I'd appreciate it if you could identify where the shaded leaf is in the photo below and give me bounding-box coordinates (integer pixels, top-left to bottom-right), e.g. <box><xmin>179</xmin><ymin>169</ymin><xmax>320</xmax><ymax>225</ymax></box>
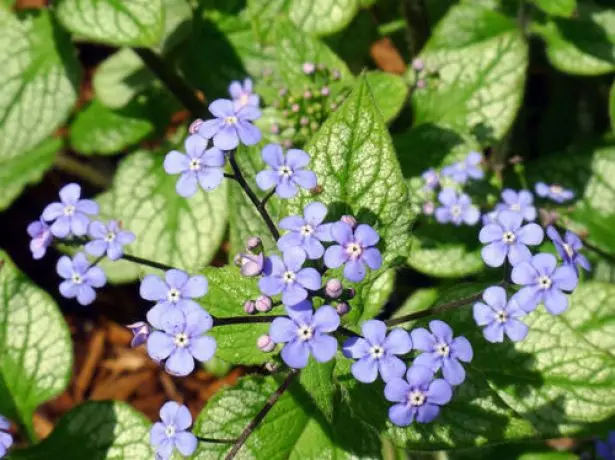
<box><xmin>289</xmin><ymin>0</ymin><xmax>360</xmax><ymax>37</ymax></box>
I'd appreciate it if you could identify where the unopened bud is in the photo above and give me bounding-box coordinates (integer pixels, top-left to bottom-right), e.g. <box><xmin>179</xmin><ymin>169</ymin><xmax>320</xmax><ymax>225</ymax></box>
<box><xmin>265</xmin><ymin>361</ymin><xmax>279</xmax><ymax>373</ymax></box>
<box><xmin>330</xmin><ymin>103</ymin><xmax>338</xmax><ymax>111</ymax></box>
<box><xmin>346</xmin><ymin>287</ymin><xmax>356</xmax><ymax>299</ymax></box>
<box><xmin>340</xmin><ymin>215</ymin><xmax>357</xmax><ymax>229</ymax></box>
<box><xmin>332</xmin><ymin>69</ymin><xmax>341</xmax><ymax>80</ymax></box>
<box><xmin>300</xmin><ymin>116</ymin><xmax>309</xmax><ymax>126</ymax></box>
<box><xmin>127</xmin><ymin>322</ymin><xmax>151</xmax><ymax>348</ymax></box>
<box><xmin>271</xmin><ymin>124</ymin><xmax>280</xmax><ymax>134</ymax></box>
<box><xmin>283</xmin><ymin>139</ymin><xmax>293</xmax><ymax>148</ymax></box>
<box><xmin>317</xmin><ymin>63</ymin><xmax>326</xmax><ymax>71</ymax></box>
<box><xmin>412</xmin><ymin>58</ymin><xmax>425</xmax><ymax>72</ymax></box>
<box><xmin>310</xmin><ymin>121</ymin><xmax>319</xmax><ymax>131</ymax></box>
<box><xmin>279</xmin><ymin>87</ymin><xmax>288</xmax><ymax>97</ymax></box>
<box><xmin>320</xmin><ymin>86</ymin><xmax>330</xmax><ymax>96</ymax></box>
<box><xmin>257</xmin><ymin>334</ymin><xmax>275</xmax><ymax>352</ymax></box>
<box><xmin>302</xmin><ymin>62</ymin><xmax>315</xmax><ymax>75</ymax></box>
<box><xmin>237</xmin><ymin>252</ymin><xmax>265</xmax><ymax>277</ymax></box>
<box><xmin>336</xmin><ymin>302</ymin><xmax>350</xmax><ymax>316</ymax></box>
<box><xmin>244</xmin><ymin>300</ymin><xmax>256</xmax><ymax>314</ymax></box>
<box><xmin>325</xmin><ymin>278</ymin><xmax>343</xmax><ymax>299</ymax></box>
<box><xmin>282</xmin><ymin>110</ymin><xmax>290</xmax><ymax>117</ymax></box>
<box><xmin>423</xmin><ymin>201</ymin><xmax>435</xmax><ymax>216</ymax></box>
<box><xmin>291</xmin><ymin>103</ymin><xmax>300</xmax><ymax>113</ymax></box>
<box><xmin>255</xmin><ymin>295</ymin><xmax>273</xmax><ymax>313</ymax></box>
<box><xmin>303</xmin><ymin>90</ymin><xmax>312</xmax><ymax>99</ymax></box>
<box><xmin>189</xmin><ymin>118</ymin><xmax>203</xmax><ymax>135</ymax></box>
<box><xmin>246</xmin><ymin>236</ymin><xmax>262</xmax><ymax>253</ymax></box>
<box><xmin>416</xmin><ymin>79</ymin><xmax>426</xmax><ymax>89</ymax></box>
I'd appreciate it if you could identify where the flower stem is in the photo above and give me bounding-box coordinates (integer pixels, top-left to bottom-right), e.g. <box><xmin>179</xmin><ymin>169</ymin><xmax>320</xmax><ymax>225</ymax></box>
<box><xmin>227</xmin><ymin>149</ymin><xmax>280</xmax><ymax>240</ymax></box>
<box><xmin>213</xmin><ymin>315</ymin><xmax>282</xmax><ymax>326</ymax></box>
<box><xmin>120</xmin><ymin>254</ymin><xmax>178</xmax><ymax>272</ymax></box>
<box><xmin>196</xmin><ymin>436</ymin><xmax>237</xmax><ymax>444</ymax></box>
<box><xmin>224</xmin><ymin>370</ymin><xmax>299</xmax><ymax>460</ymax></box>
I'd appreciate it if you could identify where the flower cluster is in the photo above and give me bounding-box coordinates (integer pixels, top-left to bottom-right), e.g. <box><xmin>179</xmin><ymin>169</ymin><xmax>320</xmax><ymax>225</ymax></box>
<box><xmin>28</xmin><ymin>183</ymin><xmax>136</xmax><ymax>306</ymax></box>
<box><xmin>0</xmin><ymin>416</ymin><xmax>13</xmax><ymax>459</ymax></box>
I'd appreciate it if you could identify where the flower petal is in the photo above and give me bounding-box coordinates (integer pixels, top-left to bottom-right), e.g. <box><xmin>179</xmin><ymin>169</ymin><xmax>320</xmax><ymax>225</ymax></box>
<box><xmin>342</xmin><ymin>337</ymin><xmax>370</xmax><ymax>359</ymax></box>
<box><xmin>543</xmin><ymin>288</ymin><xmax>568</xmax><ymax>315</ymax></box>
<box><xmin>189</xmin><ymin>335</ymin><xmax>217</xmax><ymax>362</ymax></box>
<box><xmin>442</xmin><ymin>357</ymin><xmax>466</xmax><ymax>385</ymax></box>
<box><xmin>270</xmin><ymin>317</ymin><xmax>298</xmax><ymax>343</ymax></box>
<box><xmin>479</xmin><ymin>224</ymin><xmax>503</xmax><ymax>243</ymax></box>
<box><xmin>504</xmin><ymin>319</ymin><xmax>528</xmax><ymax>342</ymax></box>
<box><xmin>354</xmin><ymin>224</ymin><xmax>379</xmax><ymax>246</ymax></box>
<box><xmin>255</xmin><ymin>170</ymin><xmax>280</xmax><ymax>191</ymax></box>
<box><xmin>166</xmin><ymin>348</ymin><xmax>195</xmax><ymax>377</ymax></box>
<box><xmin>481</xmin><ymin>241</ymin><xmax>508</xmax><ymax>268</ymax></box>
<box><xmin>181</xmin><ymin>275</ymin><xmax>208</xmax><ymax>298</ymax></box>
<box><xmin>304</xmin><ymin>202</ymin><xmax>327</xmax><ymax>225</ymax></box>
<box><xmin>384</xmin><ymin>378</ymin><xmax>411</xmax><ymax>402</ymax></box>
<box><xmin>282</xmin><ymin>284</ymin><xmax>308</xmax><ymax>306</ymax></box>
<box><xmin>176</xmin><ymin>172</ymin><xmax>198</xmax><ymax>197</ymax></box>
<box><xmin>389</xmin><ymin>404</ymin><xmax>415</xmax><ymax>426</ymax></box>
<box><xmin>281</xmin><ymin>340</ymin><xmax>310</xmax><ymax>368</ymax></box>
<box><xmin>344</xmin><ymin>259</ymin><xmax>366</xmax><ymax>282</ymax></box>
<box><xmin>351</xmin><ymin>356</ymin><xmax>378</xmax><ymax>383</ymax></box>
<box><xmin>426</xmin><ymin>379</ymin><xmax>452</xmax><ymax>405</ymax></box>
<box><xmin>451</xmin><ymin>336</ymin><xmax>473</xmax><ymax>362</ymax></box>
<box><xmin>410</xmin><ymin>328</ymin><xmax>435</xmax><ymax>352</ymax></box>
<box><xmin>197</xmin><ymin>118</ymin><xmax>223</xmax><ymax>139</ymax></box>
<box><xmin>59</xmin><ymin>183</ymin><xmax>81</xmax><ymax>204</ymax></box>
<box><xmin>362</xmin><ymin>320</ymin><xmax>387</xmax><ymax>345</ymax></box>
<box><xmin>507</xmin><ymin>242</ymin><xmax>532</xmax><ymax>266</ymax></box>
<box><xmin>56</xmin><ymin>255</ymin><xmax>74</xmax><ymax>279</ymax></box>
<box><xmin>406</xmin><ymin>364</ymin><xmax>434</xmax><ymax>387</ymax></box>
<box><xmin>309</xmin><ymin>333</ymin><xmax>337</xmax><ymax>363</ymax></box>
<box><xmin>429</xmin><ymin>320</ymin><xmax>453</xmax><ymax>343</ymax></box>
<box><xmin>383</xmin><ymin>328</ymin><xmax>412</xmax><ymax>355</ymax></box>
<box><xmin>258</xmin><ymin>275</ymin><xmax>284</xmax><ymax>297</ymax></box>
<box><xmin>286</xmin><ymin>149</ymin><xmax>310</xmax><ymax>169</ymax></box>
<box><xmin>291</xmin><ymin>170</ymin><xmax>317</xmax><ymax>189</ymax></box>
<box><xmin>323</xmin><ymin>245</ymin><xmax>347</xmax><ymax>269</ymax></box>
<box><xmin>416</xmin><ymin>404</ymin><xmax>440</xmax><ymax>423</ymax></box>
<box><xmin>283</xmin><ymin>246</ymin><xmax>307</xmax><ymax>272</ymax></box>
<box><xmin>532</xmin><ymin>253</ymin><xmax>557</xmax><ymax>276</ymax></box>
<box><xmin>517</xmin><ymin>223</ymin><xmax>544</xmax><ymax>245</ymax></box>
<box><xmin>236</xmin><ymin>120</ymin><xmax>261</xmax><ymax>145</ymax></box>
<box><xmin>362</xmin><ymin>247</ymin><xmax>382</xmax><ymax>270</ymax></box>
<box><xmin>379</xmin><ymin>355</ymin><xmax>407</xmax><ymax>382</ymax></box>
<box><xmin>208</xmin><ymin>99</ymin><xmax>234</xmax><ymax>118</ymax></box>
<box><xmin>552</xmin><ymin>265</ymin><xmax>578</xmax><ymax>292</ymax></box>
<box><xmin>164</xmin><ymin>150</ymin><xmax>189</xmax><ymax>174</ymax></box>
<box><xmin>197</xmin><ymin>168</ymin><xmax>224</xmax><ymax>191</ymax></box>
<box><xmin>174</xmin><ymin>432</ymin><xmax>197</xmax><ymax>456</ymax></box>
<box><xmin>140</xmin><ymin>275</ymin><xmax>168</xmax><ymax>301</ymax></box>
<box><xmin>261</xmin><ymin>144</ymin><xmax>284</xmax><ymax>168</ymax></box>
<box><xmin>213</xmin><ymin>125</ymin><xmax>239</xmax><ymax>150</ymax></box>
<box><xmin>42</xmin><ymin>202</ymin><xmax>65</xmax><ymax>221</ymax></box>
<box><xmin>147</xmin><ymin>331</ymin><xmax>175</xmax><ymax>361</ymax></box>
<box><xmin>311</xmin><ymin>305</ymin><xmax>339</xmax><ymax>333</ymax></box>
<box><xmin>511</xmin><ymin>261</ymin><xmax>537</xmax><ymax>286</ymax></box>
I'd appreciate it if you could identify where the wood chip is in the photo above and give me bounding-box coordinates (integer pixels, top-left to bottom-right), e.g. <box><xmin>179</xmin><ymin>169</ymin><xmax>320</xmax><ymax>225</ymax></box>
<box><xmin>32</xmin><ymin>412</ymin><xmax>54</xmax><ymax>440</ymax></box>
<box><xmin>159</xmin><ymin>372</ymin><xmax>183</xmax><ymax>403</ymax></box>
<box><xmin>73</xmin><ymin>328</ymin><xmax>105</xmax><ymax>402</ymax></box>
<box><xmin>91</xmin><ymin>370</ymin><xmax>154</xmax><ymax>400</ymax></box>
<box><xmin>104</xmin><ymin>320</ymin><xmax>132</xmax><ymax>345</ymax></box>
<box><xmin>370</xmin><ymin>38</ymin><xmax>407</xmax><ymax>75</ymax></box>
<box><xmin>132</xmin><ymin>394</ymin><xmax>166</xmax><ymax>421</ymax></box>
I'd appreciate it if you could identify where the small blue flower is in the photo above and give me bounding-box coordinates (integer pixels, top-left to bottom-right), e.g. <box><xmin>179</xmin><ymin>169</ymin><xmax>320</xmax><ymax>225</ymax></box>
<box><xmin>127</xmin><ymin>321</ymin><xmax>151</xmax><ymax>348</ymax></box>
<box><xmin>435</xmin><ymin>188</ymin><xmax>480</xmax><ymax>226</ymax></box>
<box><xmin>535</xmin><ymin>182</ymin><xmax>574</xmax><ymax>203</ymax></box>
<box><xmin>259</xmin><ymin>247</ymin><xmax>321</xmax><ymax>306</ymax></box>
<box><xmin>441</xmin><ymin>151</ymin><xmax>483</xmax><ymax>184</ymax></box>
<box><xmin>0</xmin><ymin>416</ymin><xmax>13</xmax><ymax>459</ymax></box>
<box><xmin>228</xmin><ymin>78</ymin><xmax>259</xmax><ymax>110</ymax></box>
<box><xmin>324</xmin><ymin>221</ymin><xmax>382</xmax><ymax>282</ymax></box>
<box><xmin>42</xmin><ymin>183</ymin><xmax>98</xmax><ymax>238</ymax></box>
<box><xmin>411</xmin><ymin>320</ymin><xmax>473</xmax><ymax>386</ymax></box>
<box><xmin>343</xmin><ymin>320</ymin><xmax>412</xmax><ymax>383</ymax></box>
<box><xmin>27</xmin><ymin>219</ymin><xmax>52</xmax><ymax>260</ymax></box>
<box><xmin>421</xmin><ymin>168</ymin><xmax>439</xmax><ymax>191</ymax></box>
<box><xmin>596</xmin><ymin>431</ymin><xmax>615</xmax><ymax>460</ymax></box>
<box><xmin>277</xmin><ymin>202</ymin><xmax>332</xmax><ymax>259</ymax></box>
<box><xmin>56</xmin><ymin>253</ymin><xmax>106</xmax><ymax>306</ymax></box>
<box><xmin>85</xmin><ymin>220</ymin><xmax>135</xmax><ymax>261</ymax></box>
<box><xmin>197</xmin><ymin>99</ymin><xmax>261</xmax><ymax>150</ymax></box>
<box><xmin>255</xmin><ymin>144</ymin><xmax>317</xmax><ymax>198</ymax></box>
<box><xmin>496</xmin><ymin>189</ymin><xmax>536</xmax><ymax>222</ymax></box>
<box><xmin>473</xmin><ymin>286</ymin><xmax>528</xmax><ymax>343</ymax></box>
<box><xmin>150</xmin><ymin>402</ymin><xmax>197</xmax><ymax>459</ymax></box>
<box><xmin>546</xmin><ymin>226</ymin><xmax>590</xmax><ymax>275</ymax></box>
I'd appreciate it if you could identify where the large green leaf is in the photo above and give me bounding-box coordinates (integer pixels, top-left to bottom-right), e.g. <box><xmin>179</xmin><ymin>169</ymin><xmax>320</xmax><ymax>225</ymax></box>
<box><xmin>364</xmin><ymin>71</ymin><xmax>409</xmax><ymax>124</ymax></box>
<box><xmin>248</xmin><ymin>0</ymin><xmax>291</xmax><ymax>44</ymax></box>
<box><xmin>11</xmin><ymin>402</ymin><xmax>153</xmax><ymax>459</ymax></box>
<box><xmin>610</xmin><ymin>80</ymin><xmax>615</xmax><ymax>131</ymax></box>
<box><xmin>532</xmin><ymin>0</ymin><xmax>576</xmax><ymax>18</ymax></box>
<box><xmin>94</xmin><ymin>148</ymin><xmax>228</xmax><ymax>283</ymax></box>
<box><xmin>410</xmin><ymin>3</ymin><xmax>528</xmax><ymax>145</ymax></box>
<box><xmin>55</xmin><ymin>0</ymin><xmax>165</xmax><ymax>47</ymax></box>
<box><xmin>289</xmin><ymin>0</ymin><xmax>360</xmax><ymax>37</ymax></box>
<box><xmin>0</xmin><ymin>250</ymin><xmax>72</xmax><ymax>440</ymax></box>
<box><xmin>0</xmin><ymin>9</ymin><xmax>79</xmax><ymax>208</ymax></box>
<box><xmin>532</xmin><ymin>5</ymin><xmax>615</xmax><ymax>76</ymax></box>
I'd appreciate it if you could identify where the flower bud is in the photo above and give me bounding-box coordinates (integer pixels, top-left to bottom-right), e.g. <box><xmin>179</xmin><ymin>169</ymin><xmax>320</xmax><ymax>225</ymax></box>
<box><xmin>320</xmin><ymin>86</ymin><xmax>330</xmax><ymax>97</ymax></box>
<box><xmin>291</xmin><ymin>103</ymin><xmax>300</xmax><ymax>113</ymax></box>
<box><xmin>310</xmin><ymin>121</ymin><xmax>319</xmax><ymax>131</ymax></box>
<box><xmin>346</xmin><ymin>287</ymin><xmax>356</xmax><ymax>299</ymax></box>
<box><xmin>237</xmin><ymin>252</ymin><xmax>265</xmax><ymax>277</ymax></box>
<box><xmin>265</xmin><ymin>361</ymin><xmax>279</xmax><ymax>373</ymax></box>
<box><xmin>332</xmin><ymin>69</ymin><xmax>341</xmax><ymax>80</ymax></box>
<box><xmin>416</xmin><ymin>79</ymin><xmax>426</xmax><ymax>89</ymax></box>
<box><xmin>412</xmin><ymin>58</ymin><xmax>425</xmax><ymax>71</ymax></box>
<box><xmin>325</xmin><ymin>278</ymin><xmax>343</xmax><ymax>299</ymax></box>
<box><xmin>262</xmin><ymin>68</ymin><xmax>273</xmax><ymax>77</ymax></box>
<box><xmin>340</xmin><ymin>215</ymin><xmax>357</xmax><ymax>229</ymax></box>
<box><xmin>336</xmin><ymin>302</ymin><xmax>350</xmax><ymax>316</ymax></box>
<box><xmin>303</xmin><ymin>90</ymin><xmax>312</xmax><ymax>99</ymax></box>
<box><xmin>271</xmin><ymin>124</ymin><xmax>280</xmax><ymax>134</ymax></box>
<box><xmin>127</xmin><ymin>322</ymin><xmax>151</xmax><ymax>348</ymax></box>
<box><xmin>246</xmin><ymin>236</ymin><xmax>262</xmax><ymax>253</ymax></box>
<box><xmin>300</xmin><ymin>116</ymin><xmax>309</xmax><ymax>126</ymax></box>
<box><xmin>189</xmin><ymin>118</ymin><xmax>203</xmax><ymax>135</ymax></box>
<box><xmin>255</xmin><ymin>295</ymin><xmax>273</xmax><ymax>313</ymax></box>
<box><xmin>302</xmin><ymin>62</ymin><xmax>316</xmax><ymax>75</ymax></box>
<box><xmin>283</xmin><ymin>139</ymin><xmax>293</xmax><ymax>149</ymax></box>
<box><xmin>423</xmin><ymin>201</ymin><xmax>435</xmax><ymax>216</ymax></box>
<box><xmin>244</xmin><ymin>300</ymin><xmax>256</xmax><ymax>314</ymax></box>
<box><xmin>279</xmin><ymin>87</ymin><xmax>288</xmax><ymax>97</ymax></box>
<box><xmin>257</xmin><ymin>334</ymin><xmax>275</xmax><ymax>352</ymax></box>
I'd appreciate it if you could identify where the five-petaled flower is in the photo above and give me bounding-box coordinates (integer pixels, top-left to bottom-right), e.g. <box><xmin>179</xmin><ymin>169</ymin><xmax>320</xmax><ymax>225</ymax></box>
<box><xmin>85</xmin><ymin>220</ymin><xmax>135</xmax><ymax>261</ymax></box>
<box><xmin>277</xmin><ymin>202</ymin><xmax>332</xmax><ymax>259</ymax></box>
<box><xmin>343</xmin><ymin>320</ymin><xmax>412</xmax><ymax>383</ymax></box>
<box><xmin>27</xmin><ymin>219</ymin><xmax>52</xmax><ymax>260</ymax></box>
<box><xmin>197</xmin><ymin>99</ymin><xmax>261</xmax><ymax>150</ymax></box>
<box><xmin>434</xmin><ymin>188</ymin><xmax>480</xmax><ymax>226</ymax></box>
<box><xmin>150</xmin><ymin>401</ymin><xmax>197</xmax><ymax>460</ymax></box>
<box><xmin>56</xmin><ymin>252</ymin><xmax>106</xmax><ymax>306</ymax></box>
<box><xmin>164</xmin><ymin>134</ymin><xmax>226</xmax><ymax>197</ymax></box>
<box><xmin>147</xmin><ymin>306</ymin><xmax>216</xmax><ymax>376</ymax></box>
<box><xmin>42</xmin><ymin>183</ymin><xmax>99</xmax><ymax>238</ymax></box>
<box><xmin>0</xmin><ymin>415</ymin><xmax>13</xmax><ymax>459</ymax></box>
<box><xmin>496</xmin><ymin>189</ymin><xmax>536</xmax><ymax>222</ymax></box>
<box><xmin>441</xmin><ymin>151</ymin><xmax>483</xmax><ymax>184</ymax></box>
<box><xmin>229</xmin><ymin>78</ymin><xmax>259</xmax><ymax>110</ymax></box>
<box><xmin>411</xmin><ymin>320</ymin><xmax>473</xmax><ymax>386</ymax></box>
<box><xmin>511</xmin><ymin>253</ymin><xmax>578</xmax><ymax>315</ymax></box>
<box><xmin>255</xmin><ymin>144</ymin><xmax>317</xmax><ymax>198</ymax></box>
<box><xmin>479</xmin><ymin>210</ymin><xmax>544</xmax><ymax>267</ymax></box>
<box><xmin>421</xmin><ymin>168</ymin><xmax>439</xmax><ymax>191</ymax></box>
<box><xmin>535</xmin><ymin>182</ymin><xmax>574</xmax><ymax>203</ymax></box>
<box><xmin>269</xmin><ymin>305</ymin><xmax>339</xmax><ymax>368</ymax></box>
<box><xmin>324</xmin><ymin>221</ymin><xmax>382</xmax><ymax>282</ymax></box>
<box><xmin>546</xmin><ymin>226</ymin><xmax>590</xmax><ymax>275</ymax></box>
<box><xmin>473</xmin><ymin>286</ymin><xmax>528</xmax><ymax>343</ymax></box>
<box><xmin>140</xmin><ymin>269</ymin><xmax>208</xmax><ymax>326</ymax></box>
<box><xmin>384</xmin><ymin>365</ymin><xmax>452</xmax><ymax>426</ymax></box>
<box><xmin>259</xmin><ymin>247</ymin><xmax>321</xmax><ymax>306</ymax></box>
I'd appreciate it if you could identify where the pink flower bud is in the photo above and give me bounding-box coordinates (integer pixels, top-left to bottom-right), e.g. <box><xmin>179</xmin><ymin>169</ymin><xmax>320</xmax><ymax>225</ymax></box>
<box><xmin>412</xmin><ymin>58</ymin><xmax>425</xmax><ymax>71</ymax></box>
<box><xmin>255</xmin><ymin>295</ymin><xmax>273</xmax><ymax>313</ymax></box>
<box><xmin>189</xmin><ymin>118</ymin><xmax>203</xmax><ymax>135</ymax></box>
<box><xmin>325</xmin><ymin>278</ymin><xmax>343</xmax><ymax>299</ymax></box>
<box><xmin>127</xmin><ymin>322</ymin><xmax>151</xmax><ymax>348</ymax></box>
<box><xmin>302</xmin><ymin>62</ymin><xmax>315</xmax><ymax>74</ymax></box>
<box><xmin>246</xmin><ymin>236</ymin><xmax>262</xmax><ymax>252</ymax></box>
<box><xmin>340</xmin><ymin>215</ymin><xmax>357</xmax><ymax>229</ymax></box>
<box><xmin>320</xmin><ymin>86</ymin><xmax>330</xmax><ymax>96</ymax></box>
<box><xmin>244</xmin><ymin>300</ymin><xmax>256</xmax><ymax>314</ymax></box>
<box><xmin>291</xmin><ymin>103</ymin><xmax>300</xmax><ymax>113</ymax></box>
<box><xmin>257</xmin><ymin>334</ymin><xmax>275</xmax><ymax>352</ymax></box>
<box><xmin>336</xmin><ymin>302</ymin><xmax>350</xmax><ymax>316</ymax></box>
<box><xmin>423</xmin><ymin>201</ymin><xmax>435</xmax><ymax>216</ymax></box>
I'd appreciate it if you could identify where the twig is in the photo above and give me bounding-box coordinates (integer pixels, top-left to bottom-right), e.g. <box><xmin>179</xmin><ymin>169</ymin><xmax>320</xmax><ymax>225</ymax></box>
<box><xmin>225</xmin><ymin>370</ymin><xmax>299</xmax><ymax>459</ymax></box>
<box><xmin>197</xmin><ymin>436</ymin><xmax>238</xmax><ymax>444</ymax></box>
<box><xmin>121</xmin><ymin>254</ymin><xmax>178</xmax><ymax>272</ymax></box>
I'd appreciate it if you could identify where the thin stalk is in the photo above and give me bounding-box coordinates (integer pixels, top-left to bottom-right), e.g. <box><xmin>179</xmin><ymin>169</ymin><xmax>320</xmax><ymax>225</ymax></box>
<box><xmin>213</xmin><ymin>315</ymin><xmax>282</xmax><ymax>326</ymax></box>
<box><xmin>196</xmin><ymin>436</ymin><xmax>237</xmax><ymax>444</ymax></box>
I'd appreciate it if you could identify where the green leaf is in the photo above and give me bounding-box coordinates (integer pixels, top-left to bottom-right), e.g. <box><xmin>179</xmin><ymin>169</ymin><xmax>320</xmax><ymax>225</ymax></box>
<box><xmin>364</xmin><ymin>71</ymin><xmax>409</xmax><ymax>123</ymax></box>
<box><xmin>0</xmin><ymin>137</ymin><xmax>61</xmax><ymax>211</ymax></box>
<box><xmin>11</xmin><ymin>401</ymin><xmax>153</xmax><ymax>459</ymax></box>
<box><xmin>610</xmin><ymin>80</ymin><xmax>615</xmax><ymax>131</ymax></box>
<box><xmin>392</xmin><ymin>287</ymin><xmax>438</xmax><ymax>319</ymax></box>
<box><xmin>299</xmin><ymin>359</ymin><xmax>336</xmax><ymax>422</ymax></box>
<box><xmin>248</xmin><ymin>0</ymin><xmax>291</xmax><ymax>44</ymax></box>
<box><xmin>55</xmin><ymin>0</ymin><xmax>165</xmax><ymax>47</ymax></box>
<box><xmin>0</xmin><ymin>250</ymin><xmax>72</xmax><ymax>441</ymax></box>
<box><xmin>353</xmin><ymin>268</ymin><xmax>395</xmax><ymax>324</ymax></box>
<box><xmin>289</xmin><ymin>0</ymin><xmax>360</xmax><ymax>37</ymax></box>
<box><xmin>532</xmin><ymin>5</ymin><xmax>615</xmax><ymax>76</ymax></box>
<box><xmin>410</xmin><ymin>3</ymin><xmax>528</xmax><ymax>144</ymax></box>
<box><xmin>94</xmin><ymin>148</ymin><xmax>228</xmax><ymax>283</ymax></box>
<box><xmin>532</xmin><ymin>0</ymin><xmax>576</xmax><ymax>18</ymax></box>
<box><xmin>0</xmin><ymin>9</ymin><xmax>80</xmax><ymax>208</ymax></box>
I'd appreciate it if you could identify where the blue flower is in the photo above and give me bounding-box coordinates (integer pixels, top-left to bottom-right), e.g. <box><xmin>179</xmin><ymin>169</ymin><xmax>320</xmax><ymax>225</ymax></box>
<box><xmin>496</xmin><ymin>189</ymin><xmax>536</xmax><ymax>222</ymax></box>
<box><xmin>479</xmin><ymin>210</ymin><xmax>544</xmax><ymax>267</ymax></box>
<box><xmin>473</xmin><ymin>286</ymin><xmax>528</xmax><ymax>343</ymax></box>
<box><xmin>255</xmin><ymin>144</ymin><xmax>317</xmax><ymax>198</ymax></box>
<box><xmin>56</xmin><ymin>253</ymin><xmax>106</xmax><ymax>306</ymax></box>
<box><xmin>229</xmin><ymin>78</ymin><xmax>259</xmax><ymax>110</ymax></box>
<box><xmin>596</xmin><ymin>431</ymin><xmax>615</xmax><ymax>460</ymax></box>
<box><xmin>197</xmin><ymin>99</ymin><xmax>261</xmax><ymax>150</ymax></box>
<box><xmin>435</xmin><ymin>188</ymin><xmax>480</xmax><ymax>226</ymax></box>
<box><xmin>0</xmin><ymin>416</ymin><xmax>13</xmax><ymax>459</ymax></box>
<box><xmin>150</xmin><ymin>402</ymin><xmax>197</xmax><ymax>459</ymax></box>
<box><xmin>85</xmin><ymin>220</ymin><xmax>135</xmax><ymax>260</ymax></box>
<box><xmin>441</xmin><ymin>151</ymin><xmax>483</xmax><ymax>184</ymax></box>
<box><xmin>127</xmin><ymin>321</ymin><xmax>151</xmax><ymax>348</ymax></box>
<box><xmin>343</xmin><ymin>320</ymin><xmax>412</xmax><ymax>383</ymax></box>
<box><xmin>324</xmin><ymin>221</ymin><xmax>382</xmax><ymax>282</ymax></box>
<box><xmin>42</xmin><ymin>183</ymin><xmax>98</xmax><ymax>238</ymax></box>
<box><xmin>26</xmin><ymin>219</ymin><xmax>52</xmax><ymax>260</ymax></box>
<box><xmin>546</xmin><ymin>226</ymin><xmax>590</xmax><ymax>275</ymax></box>
<box><xmin>535</xmin><ymin>182</ymin><xmax>574</xmax><ymax>203</ymax></box>
<box><xmin>259</xmin><ymin>247</ymin><xmax>321</xmax><ymax>306</ymax></box>
<box><xmin>511</xmin><ymin>253</ymin><xmax>578</xmax><ymax>315</ymax></box>
<box><xmin>421</xmin><ymin>168</ymin><xmax>439</xmax><ymax>191</ymax></box>
<box><xmin>277</xmin><ymin>202</ymin><xmax>332</xmax><ymax>259</ymax></box>
<box><xmin>410</xmin><ymin>320</ymin><xmax>473</xmax><ymax>386</ymax></box>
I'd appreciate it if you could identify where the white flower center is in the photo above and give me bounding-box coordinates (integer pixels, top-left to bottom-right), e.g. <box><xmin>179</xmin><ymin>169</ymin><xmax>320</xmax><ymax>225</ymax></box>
<box><xmin>64</xmin><ymin>205</ymin><xmax>75</xmax><ymax>216</ymax></box>
<box><xmin>550</xmin><ymin>185</ymin><xmax>563</xmax><ymax>195</ymax></box>
<box><xmin>225</xmin><ymin>116</ymin><xmax>238</xmax><ymax>125</ymax></box>
<box><xmin>174</xmin><ymin>333</ymin><xmax>189</xmax><ymax>348</ymax></box>
<box><xmin>537</xmin><ymin>275</ymin><xmax>552</xmax><ymax>290</ymax></box>
<box><xmin>104</xmin><ymin>231</ymin><xmax>116</xmax><ymax>242</ymax></box>
<box><xmin>510</xmin><ymin>203</ymin><xmax>521</xmax><ymax>212</ymax></box>
<box><xmin>408</xmin><ymin>390</ymin><xmax>426</xmax><ymax>407</ymax></box>
<box><xmin>283</xmin><ymin>271</ymin><xmax>296</xmax><ymax>284</ymax></box>
<box><xmin>450</xmin><ymin>205</ymin><xmax>462</xmax><ymax>218</ymax></box>
<box><xmin>369</xmin><ymin>345</ymin><xmax>385</xmax><ymax>359</ymax></box>
<box><xmin>495</xmin><ymin>310</ymin><xmax>508</xmax><ymax>324</ymax></box>
<box><xmin>435</xmin><ymin>342</ymin><xmax>450</xmax><ymax>357</ymax></box>
<box><xmin>164</xmin><ymin>424</ymin><xmax>176</xmax><ymax>438</ymax></box>
<box><xmin>345</xmin><ymin>242</ymin><xmax>363</xmax><ymax>259</ymax></box>
<box><xmin>279</xmin><ymin>166</ymin><xmax>293</xmax><ymax>178</ymax></box>
<box><xmin>502</xmin><ymin>231</ymin><xmax>516</xmax><ymax>244</ymax></box>
<box><xmin>167</xmin><ymin>288</ymin><xmax>181</xmax><ymax>303</ymax></box>
<box><xmin>71</xmin><ymin>273</ymin><xmax>83</xmax><ymax>285</ymax></box>
<box><xmin>297</xmin><ymin>325</ymin><xmax>313</xmax><ymax>341</ymax></box>
<box><xmin>300</xmin><ymin>224</ymin><xmax>314</xmax><ymax>236</ymax></box>
<box><xmin>562</xmin><ymin>243</ymin><xmax>574</xmax><ymax>258</ymax></box>
<box><xmin>189</xmin><ymin>158</ymin><xmax>201</xmax><ymax>171</ymax></box>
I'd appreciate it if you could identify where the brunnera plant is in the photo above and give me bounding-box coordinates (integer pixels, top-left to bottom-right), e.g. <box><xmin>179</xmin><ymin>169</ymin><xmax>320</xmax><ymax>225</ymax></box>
<box><xmin>1</xmin><ymin>1</ymin><xmax>615</xmax><ymax>460</ymax></box>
